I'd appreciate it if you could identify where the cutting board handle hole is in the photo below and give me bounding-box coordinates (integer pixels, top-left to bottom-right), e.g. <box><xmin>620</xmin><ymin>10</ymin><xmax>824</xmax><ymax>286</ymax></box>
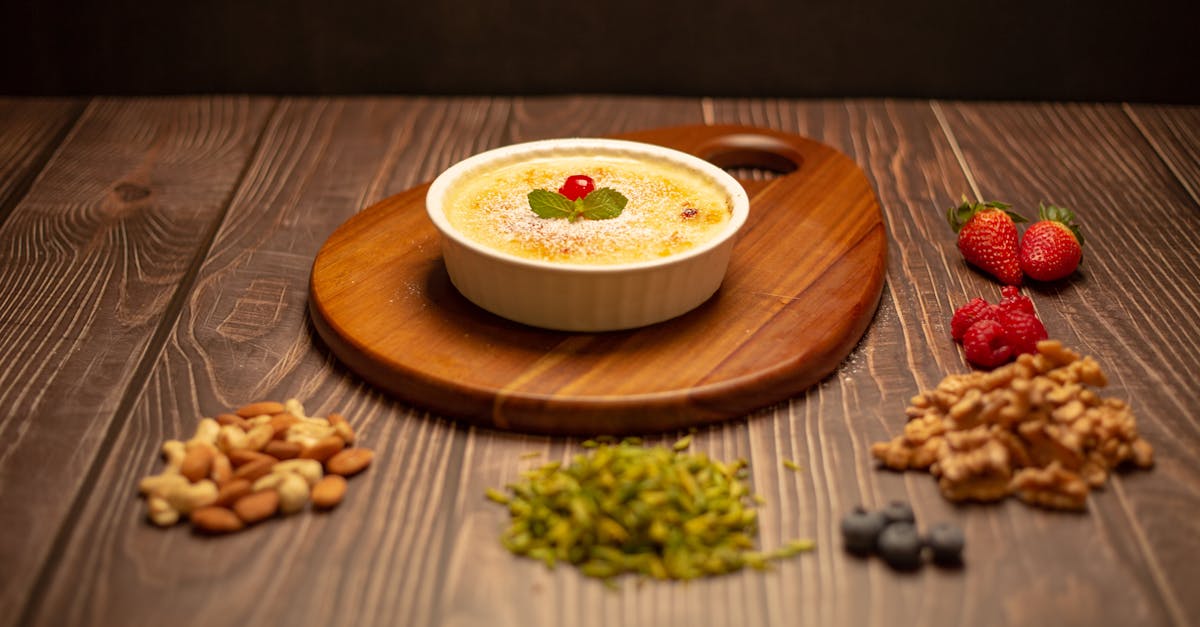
<box><xmin>697</xmin><ymin>134</ymin><xmax>804</xmax><ymax>182</ymax></box>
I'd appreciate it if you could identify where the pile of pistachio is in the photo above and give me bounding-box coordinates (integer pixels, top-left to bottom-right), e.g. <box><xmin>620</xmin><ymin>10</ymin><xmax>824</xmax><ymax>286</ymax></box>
<box><xmin>486</xmin><ymin>435</ymin><xmax>813</xmax><ymax>582</ymax></box>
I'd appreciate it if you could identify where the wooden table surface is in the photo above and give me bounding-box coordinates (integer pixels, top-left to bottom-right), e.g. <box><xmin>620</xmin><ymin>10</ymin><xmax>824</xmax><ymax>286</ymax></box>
<box><xmin>1</xmin><ymin>96</ymin><xmax>1197</xmax><ymax>627</ymax></box>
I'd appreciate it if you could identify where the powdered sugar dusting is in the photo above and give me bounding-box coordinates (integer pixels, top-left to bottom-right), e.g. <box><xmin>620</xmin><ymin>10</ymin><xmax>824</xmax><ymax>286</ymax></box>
<box><xmin>445</xmin><ymin>156</ymin><xmax>732</xmax><ymax>264</ymax></box>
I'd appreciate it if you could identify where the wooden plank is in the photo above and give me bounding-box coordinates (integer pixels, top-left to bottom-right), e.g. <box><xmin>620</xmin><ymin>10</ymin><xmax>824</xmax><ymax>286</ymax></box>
<box><xmin>425</xmin><ymin>98</ymin><xmax>834</xmax><ymax>627</ymax></box>
<box><xmin>0</xmin><ymin>96</ymin><xmax>274</xmax><ymax>625</ymax></box>
<box><xmin>0</xmin><ymin>98</ymin><xmax>84</xmax><ymax>222</ymax></box>
<box><xmin>24</xmin><ymin>97</ymin><xmax>516</xmax><ymax>627</ymax></box>
<box><xmin>703</xmin><ymin>99</ymin><xmax>996</xmax><ymax>627</ymax></box>
<box><xmin>937</xmin><ymin>101</ymin><xmax>1200</xmax><ymax>626</ymax></box>
<box><xmin>688</xmin><ymin>99</ymin><xmax>1200</xmax><ymax>626</ymax></box>
<box><xmin>1125</xmin><ymin>105</ymin><xmax>1200</xmax><ymax>207</ymax></box>
<box><xmin>308</xmin><ymin>124</ymin><xmax>886</xmax><ymax>434</ymax></box>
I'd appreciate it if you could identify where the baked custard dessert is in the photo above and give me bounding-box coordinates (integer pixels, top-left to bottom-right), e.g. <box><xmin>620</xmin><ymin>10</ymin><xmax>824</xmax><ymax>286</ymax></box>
<box><xmin>443</xmin><ymin>155</ymin><xmax>733</xmax><ymax>265</ymax></box>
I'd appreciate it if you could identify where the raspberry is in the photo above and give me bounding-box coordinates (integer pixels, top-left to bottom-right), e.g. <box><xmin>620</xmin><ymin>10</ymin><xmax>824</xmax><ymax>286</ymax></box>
<box><xmin>558</xmin><ymin>175</ymin><xmax>595</xmax><ymax>201</ymax></box>
<box><xmin>998</xmin><ymin>309</ymin><xmax>1048</xmax><ymax>355</ymax></box>
<box><xmin>962</xmin><ymin>319</ymin><xmax>1014</xmax><ymax>368</ymax></box>
<box><xmin>998</xmin><ymin>285</ymin><xmax>1036</xmax><ymax>316</ymax></box>
<box><xmin>951</xmin><ymin>297</ymin><xmax>998</xmax><ymax>341</ymax></box>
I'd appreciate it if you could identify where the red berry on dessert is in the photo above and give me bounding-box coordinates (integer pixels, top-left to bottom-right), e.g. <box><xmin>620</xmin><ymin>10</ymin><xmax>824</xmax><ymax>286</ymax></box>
<box><xmin>558</xmin><ymin>175</ymin><xmax>596</xmax><ymax>201</ymax></box>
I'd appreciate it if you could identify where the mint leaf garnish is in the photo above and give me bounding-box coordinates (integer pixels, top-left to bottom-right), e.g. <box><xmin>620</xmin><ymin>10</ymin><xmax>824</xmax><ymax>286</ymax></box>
<box><xmin>528</xmin><ymin>186</ymin><xmax>628</xmax><ymax>222</ymax></box>
<box><xmin>528</xmin><ymin>189</ymin><xmax>575</xmax><ymax>219</ymax></box>
<box><xmin>579</xmin><ymin>187</ymin><xmax>627</xmax><ymax>220</ymax></box>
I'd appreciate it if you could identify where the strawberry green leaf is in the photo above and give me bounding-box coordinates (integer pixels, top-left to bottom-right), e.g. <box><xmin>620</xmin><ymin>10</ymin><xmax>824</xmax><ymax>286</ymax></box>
<box><xmin>946</xmin><ymin>196</ymin><xmax>1025</xmax><ymax>233</ymax></box>
<box><xmin>528</xmin><ymin>189</ymin><xmax>575</xmax><ymax>219</ymax></box>
<box><xmin>1038</xmin><ymin>202</ymin><xmax>1084</xmax><ymax>246</ymax></box>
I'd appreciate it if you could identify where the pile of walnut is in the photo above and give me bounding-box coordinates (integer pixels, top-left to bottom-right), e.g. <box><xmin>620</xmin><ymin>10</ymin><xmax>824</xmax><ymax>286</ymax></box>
<box><xmin>872</xmin><ymin>340</ymin><xmax>1153</xmax><ymax>510</ymax></box>
<box><xmin>138</xmin><ymin>399</ymin><xmax>374</xmax><ymax>533</ymax></box>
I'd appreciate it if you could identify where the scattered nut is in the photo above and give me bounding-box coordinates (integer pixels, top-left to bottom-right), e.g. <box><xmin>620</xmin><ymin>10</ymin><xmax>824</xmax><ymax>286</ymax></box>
<box><xmin>244</xmin><ymin>423</ymin><xmax>274</xmax><ymax>451</ymax></box>
<box><xmin>872</xmin><ymin>341</ymin><xmax>1154</xmax><ymax>510</ymax></box>
<box><xmin>180</xmin><ymin>445</ymin><xmax>216</xmax><ymax>483</ymax></box>
<box><xmin>299</xmin><ymin>435</ymin><xmax>345</xmax><ymax>463</ymax></box>
<box><xmin>269</xmin><ymin>413</ymin><xmax>300</xmax><ymax>439</ymax></box>
<box><xmin>192</xmin><ymin>418</ymin><xmax>220</xmax><ymax>446</ymax></box>
<box><xmin>165</xmin><ymin>479</ymin><xmax>218</xmax><ymax>515</ymax></box>
<box><xmin>216</xmin><ymin>413</ymin><xmax>251</xmax><ymax>430</ymax></box>
<box><xmin>277</xmin><ymin>473</ymin><xmax>310</xmax><ymax>515</ymax></box>
<box><xmin>236</xmin><ymin>401</ymin><xmax>286</xmax><ymax>418</ymax></box>
<box><xmin>213</xmin><ymin>478</ymin><xmax>253</xmax><ymax>508</ymax></box>
<box><xmin>234</xmin><ymin>489</ymin><xmax>280</xmax><ymax>524</ymax></box>
<box><xmin>191</xmin><ymin>506</ymin><xmax>245</xmax><ymax>534</ymax></box>
<box><xmin>264</xmin><ymin>440</ymin><xmax>303</xmax><ymax>460</ymax></box>
<box><xmin>328</xmin><ymin>413</ymin><xmax>355</xmax><ymax>445</ymax></box>
<box><xmin>311</xmin><ymin>475</ymin><xmax>348</xmax><ymax>509</ymax></box>
<box><xmin>217</xmin><ymin>424</ymin><xmax>249</xmax><ymax>453</ymax></box>
<box><xmin>233</xmin><ymin>458</ymin><xmax>276</xmax><ymax>483</ymax></box>
<box><xmin>147</xmin><ymin>496</ymin><xmax>179</xmax><ymax>527</ymax></box>
<box><xmin>210</xmin><ymin>452</ymin><xmax>234</xmax><ymax>484</ymax></box>
<box><xmin>273</xmin><ymin>458</ymin><xmax>324</xmax><ymax>487</ymax></box>
<box><xmin>139</xmin><ymin>472</ymin><xmax>189</xmax><ymax>499</ymax></box>
<box><xmin>228</xmin><ymin>449</ymin><xmax>277</xmax><ymax>468</ymax></box>
<box><xmin>161</xmin><ymin>440</ymin><xmax>186</xmax><ymax>471</ymax></box>
<box><xmin>326</xmin><ymin>448</ymin><xmax>374</xmax><ymax>477</ymax></box>
<box><xmin>136</xmin><ymin>398</ymin><xmax>372</xmax><ymax>535</ymax></box>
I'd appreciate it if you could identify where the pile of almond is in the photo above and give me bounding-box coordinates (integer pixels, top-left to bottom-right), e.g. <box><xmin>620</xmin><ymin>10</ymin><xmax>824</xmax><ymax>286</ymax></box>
<box><xmin>137</xmin><ymin>399</ymin><xmax>374</xmax><ymax>534</ymax></box>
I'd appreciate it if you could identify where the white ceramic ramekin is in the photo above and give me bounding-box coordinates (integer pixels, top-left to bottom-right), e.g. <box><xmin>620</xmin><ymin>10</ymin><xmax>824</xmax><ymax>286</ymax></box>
<box><xmin>425</xmin><ymin>138</ymin><xmax>750</xmax><ymax>332</ymax></box>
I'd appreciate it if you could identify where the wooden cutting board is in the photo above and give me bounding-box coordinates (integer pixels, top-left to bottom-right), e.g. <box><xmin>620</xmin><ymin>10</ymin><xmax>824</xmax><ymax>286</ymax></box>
<box><xmin>308</xmin><ymin>125</ymin><xmax>886</xmax><ymax>435</ymax></box>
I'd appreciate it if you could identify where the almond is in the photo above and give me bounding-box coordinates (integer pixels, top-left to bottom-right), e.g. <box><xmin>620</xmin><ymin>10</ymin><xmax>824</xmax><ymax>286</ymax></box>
<box><xmin>180</xmin><ymin>445</ymin><xmax>215</xmax><ymax>482</ymax></box>
<box><xmin>269</xmin><ymin>413</ymin><xmax>300</xmax><ymax>439</ymax></box>
<box><xmin>232</xmin><ymin>458</ymin><xmax>276</xmax><ymax>482</ymax></box>
<box><xmin>311</xmin><ymin>475</ymin><xmax>347</xmax><ymax>509</ymax></box>
<box><xmin>210</xmin><ymin>452</ymin><xmax>234</xmax><ymax>484</ymax></box>
<box><xmin>228</xmin><ymin>449</ymin><xmax>277</xmax><ymax>467</ymax></box>
<box><xmin>191</xmin><ymin>506</ymin><xmax>245</xmax><ymax>534</ymax></box>
<box><xmin>233</xmin><ymin>489</ymin><xmax>279</xmax><ymax>524</ymax></box>
<box><xmin>299</xmin><ymin>435</ymin><xmax>345</xmax><ymax>463</ymax></box>
<box><xmin>213</xmin><ymin>478</ymin><xmax>252</xmax><ymax>507</ymax></box>
<box><xmin>326</xmin><ymin>448</ymin><xmax>374</xmax><ymax>477</ymax></box>
<box><xmin>216</xmin><ymin>413</ymin><xmax>251</xmax><ymax>430</ymax></box>
<box><xmin>235</xmin><ymin>401</ymin><xmax>286</xmax><ymax>418</ymax></box>
<box><xmin>264</xmin><ymin>440</ymin><xmax>303</xmax><ymax>460</ymax></box>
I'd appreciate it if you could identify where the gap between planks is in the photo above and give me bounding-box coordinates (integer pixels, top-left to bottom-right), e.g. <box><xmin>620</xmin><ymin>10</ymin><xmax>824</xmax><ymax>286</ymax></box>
<box><xmin>1121</xmin><ymin>103</ymin><xmax>1200</xmax><ymax>209</ymax></box>
<box><xmin>0</xmin><ymin>100</ymin><xmax>89</xmax><ymax>230</ymax></box>
<box><xmin>15</xmin><ymin>97</ymin><xmax>284</xmax><ymax>626</ymax></box>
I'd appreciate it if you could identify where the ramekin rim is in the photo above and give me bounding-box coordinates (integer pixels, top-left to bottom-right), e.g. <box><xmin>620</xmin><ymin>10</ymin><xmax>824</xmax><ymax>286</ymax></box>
<box><xmin>425</xmin><ymin>137</ymin><xmax>750</xmax><ymax>274</ymax></box>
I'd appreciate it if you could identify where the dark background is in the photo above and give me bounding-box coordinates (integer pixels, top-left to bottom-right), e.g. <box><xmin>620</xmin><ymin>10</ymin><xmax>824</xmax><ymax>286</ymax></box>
<box><xmin>1</xmin><ymin>0</ymin><xmax>1196</xmax><ymax>101</ymax></box>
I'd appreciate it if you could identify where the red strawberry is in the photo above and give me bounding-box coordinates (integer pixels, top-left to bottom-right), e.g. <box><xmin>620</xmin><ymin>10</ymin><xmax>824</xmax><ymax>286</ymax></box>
<box><xmin>962</xmin><ymin>319</ymin><xmax>1015</xmax><ymax>369</ymax></box>
<box><xmin>1019</xmin><ymin>203</ymin><xmax>1083</xmax><ymax>282</ymax></box>
<box><xmin>947</xmin><ymin>198</ymin><xmax>1027</xmax><ymax>285</ymax></box>
<box><xmin>951</xmin><ymin>297</ymin><xmax>999</xmax><ymax>341</ymax></box>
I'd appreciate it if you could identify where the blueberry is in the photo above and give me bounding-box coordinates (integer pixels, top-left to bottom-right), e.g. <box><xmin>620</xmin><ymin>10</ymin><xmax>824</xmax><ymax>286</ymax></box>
<box><xmin>880</xmin><ymin>500</ymin><xmax>916</xmax><ymax>526</ymax></box>
<box><xmin>926</xmin><ymin>522</ymin><xmax>965</xmax><ymax>566</ymax></box>
<box><xmin>840</xmin><ymin>506</ymin><xmax>887</xmax><ymax>556</ymax></box>
<box><xmin>877</xmin><ymin>522</ymin><xmax>923</xmax><ymax>570</ymax></box>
